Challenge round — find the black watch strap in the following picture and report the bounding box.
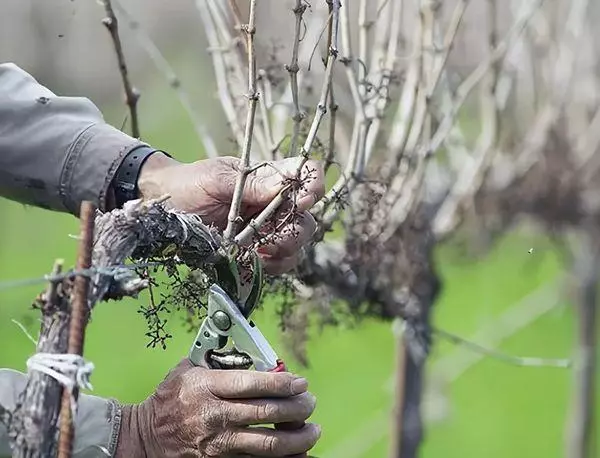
[112,145,170,208]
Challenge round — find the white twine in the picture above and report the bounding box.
[26,353,95,414]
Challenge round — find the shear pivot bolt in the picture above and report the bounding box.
[212,311,232,331]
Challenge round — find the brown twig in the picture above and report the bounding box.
[228,0,249,56]
[111,0,218,158]
[101,0,140,139]
[57,202,96,458]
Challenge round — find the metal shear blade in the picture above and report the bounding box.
[189,284,279,372]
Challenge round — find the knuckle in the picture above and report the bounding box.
[205,431,234,457]
[260,373,278,393]
[257,400,280,421]
[221,370,252,396]
[286,374,299,395]
[203,400,230,431]
[200,370,220,395]
[262,433,280,454]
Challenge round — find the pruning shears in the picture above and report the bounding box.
[187,249,306,432]
[188,250,287,373]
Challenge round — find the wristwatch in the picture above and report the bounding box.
[112,145,171,208]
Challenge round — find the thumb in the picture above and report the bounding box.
[242,157,308,207]
[243,169,284,207]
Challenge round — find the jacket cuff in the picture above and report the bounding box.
[72,396,122,458]
[0,369,122,458]
[59,122,147,216]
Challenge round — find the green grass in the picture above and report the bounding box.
[0,64,598,457]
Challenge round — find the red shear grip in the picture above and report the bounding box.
[269,359,306,431]
[270,359,287,373]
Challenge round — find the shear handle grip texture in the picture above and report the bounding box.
[269,359,307,432]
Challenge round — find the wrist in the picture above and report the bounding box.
[111,146,177,209]
[114,404,151,458]
[137,151,180,201]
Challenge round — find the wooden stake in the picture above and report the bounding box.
[57,201,96,458]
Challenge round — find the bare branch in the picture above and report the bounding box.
[432,0,501,238]
[324,0,340,174]
[101,0,140,139]
[112,0,218,158]
[195,0,245,148]
[234,1,342,246]
[312,0,368,223]
[425,0,544,160]
[287,0,308,157]
[385,16,423,165]
[357,0,369,99]
[257,70,277,158]
[510,0,589,180]
[223,0,259,242]
[207,1,270,159]
[364,0,403,162]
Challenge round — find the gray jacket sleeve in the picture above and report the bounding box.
[0,370,122,457]
[0,63,143,456]
[0,62,145,215]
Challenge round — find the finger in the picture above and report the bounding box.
[244,158,325,211]
[243,158,301,206]
[226,423,321,457]
[261,254,298,275]
[206,370,308,399]
[257,211,316,258]
[226,392,316,426]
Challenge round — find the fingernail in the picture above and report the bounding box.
[315,424,322,438]
[291,377,308,394]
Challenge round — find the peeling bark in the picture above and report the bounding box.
[9,262,71,458]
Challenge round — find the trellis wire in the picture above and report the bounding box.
[0,261,166,292]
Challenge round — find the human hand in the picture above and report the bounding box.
[115,359,320,458]
[138,154,325,274]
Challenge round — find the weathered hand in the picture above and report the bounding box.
[115,359,320,458]
[138,154,325,274]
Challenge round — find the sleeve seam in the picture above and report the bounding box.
[58,123,146,214]
[59,122,100,214]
